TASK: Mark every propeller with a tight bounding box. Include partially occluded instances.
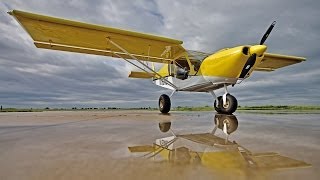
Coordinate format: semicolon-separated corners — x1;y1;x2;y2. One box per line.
260;21;276;45
239;21;276;79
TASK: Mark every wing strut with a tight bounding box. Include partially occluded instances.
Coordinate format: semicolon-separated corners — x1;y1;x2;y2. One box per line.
107;38;178;90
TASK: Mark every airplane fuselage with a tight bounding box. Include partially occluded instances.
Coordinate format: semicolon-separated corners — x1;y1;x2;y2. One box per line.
155;45;267;92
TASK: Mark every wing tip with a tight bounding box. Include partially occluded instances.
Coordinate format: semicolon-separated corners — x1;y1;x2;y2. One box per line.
7;9;19;16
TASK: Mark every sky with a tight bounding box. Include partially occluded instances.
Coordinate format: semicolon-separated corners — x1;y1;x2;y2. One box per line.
0;0;319;108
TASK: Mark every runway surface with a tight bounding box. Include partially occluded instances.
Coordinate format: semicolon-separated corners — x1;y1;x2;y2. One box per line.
0;111;319;180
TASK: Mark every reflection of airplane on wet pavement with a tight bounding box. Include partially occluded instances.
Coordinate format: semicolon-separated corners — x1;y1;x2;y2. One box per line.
129;114;311;175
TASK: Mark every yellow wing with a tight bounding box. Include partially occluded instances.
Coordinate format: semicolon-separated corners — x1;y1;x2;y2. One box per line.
255;53;306;71
8;10;186;64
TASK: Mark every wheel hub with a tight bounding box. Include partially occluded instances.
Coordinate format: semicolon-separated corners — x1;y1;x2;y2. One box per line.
223;101;230;108
159;100;164;109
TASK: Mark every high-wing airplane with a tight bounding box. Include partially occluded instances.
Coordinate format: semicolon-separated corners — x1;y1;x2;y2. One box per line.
8;10;306;114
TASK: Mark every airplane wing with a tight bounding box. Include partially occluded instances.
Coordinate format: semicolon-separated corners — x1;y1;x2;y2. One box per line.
255;53;306;71
8;10;186;64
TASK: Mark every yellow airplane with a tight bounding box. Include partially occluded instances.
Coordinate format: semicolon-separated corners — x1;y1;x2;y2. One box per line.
8;10;306;114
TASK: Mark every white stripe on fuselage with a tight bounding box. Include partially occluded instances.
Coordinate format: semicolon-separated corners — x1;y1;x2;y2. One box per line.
154;75;238;92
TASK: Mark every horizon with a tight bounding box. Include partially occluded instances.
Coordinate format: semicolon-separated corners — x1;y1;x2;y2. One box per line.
1;104;320;110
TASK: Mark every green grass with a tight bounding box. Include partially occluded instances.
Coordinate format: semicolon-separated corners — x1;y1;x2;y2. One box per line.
174;105;213;111
238;105;320;110
0;107;157;112
236;105;320;114
173;105;320;113
0;108;44;112
1;105;320;114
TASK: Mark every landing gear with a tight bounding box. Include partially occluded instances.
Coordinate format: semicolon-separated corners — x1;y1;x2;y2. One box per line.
214;94;238;114
159;94;171;113
211;84;238;114
220;94;238;114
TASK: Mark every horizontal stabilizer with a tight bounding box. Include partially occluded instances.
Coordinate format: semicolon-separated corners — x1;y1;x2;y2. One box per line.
129;71;155;79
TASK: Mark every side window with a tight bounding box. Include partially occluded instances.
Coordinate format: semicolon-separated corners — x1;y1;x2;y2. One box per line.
168;62;175;76
193;60;201;72
175;60;189;80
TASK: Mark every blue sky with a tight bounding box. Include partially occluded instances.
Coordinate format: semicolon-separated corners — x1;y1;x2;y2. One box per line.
0;0;319;108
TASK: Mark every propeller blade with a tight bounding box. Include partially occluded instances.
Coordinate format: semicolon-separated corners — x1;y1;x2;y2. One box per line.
260;21;276;45
239;54;256;79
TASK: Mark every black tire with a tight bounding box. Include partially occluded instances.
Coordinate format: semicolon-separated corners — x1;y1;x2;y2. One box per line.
214;96;222;113
159;94;171;113
219;94;238;114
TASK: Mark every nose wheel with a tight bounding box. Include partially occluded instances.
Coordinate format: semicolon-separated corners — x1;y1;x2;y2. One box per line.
159;94;171;113
214;94;238;114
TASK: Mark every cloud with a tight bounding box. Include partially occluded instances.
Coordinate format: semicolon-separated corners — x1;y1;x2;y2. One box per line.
0;0;319;108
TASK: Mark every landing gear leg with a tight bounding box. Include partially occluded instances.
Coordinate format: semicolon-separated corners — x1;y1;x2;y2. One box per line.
159;94;171;113
220;84;238;114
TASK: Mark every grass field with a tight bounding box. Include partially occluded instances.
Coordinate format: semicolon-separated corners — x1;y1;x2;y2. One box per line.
1;105;320;114
174;105;320;114
174;105;319;110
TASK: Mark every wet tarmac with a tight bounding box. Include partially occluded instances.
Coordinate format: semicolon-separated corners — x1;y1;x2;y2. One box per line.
0;111;319;180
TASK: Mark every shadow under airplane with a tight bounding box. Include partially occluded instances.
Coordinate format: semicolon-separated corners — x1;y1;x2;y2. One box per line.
128;114;311;177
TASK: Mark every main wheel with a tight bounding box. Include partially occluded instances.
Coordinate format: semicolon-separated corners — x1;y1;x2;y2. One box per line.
219;94;238;114
159;94;171;113
214;96;222;113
